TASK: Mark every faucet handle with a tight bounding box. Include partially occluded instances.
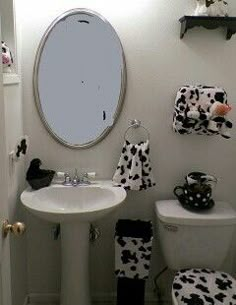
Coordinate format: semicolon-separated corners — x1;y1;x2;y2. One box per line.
63;172;72;186
80;172;96;184
82;172;88;178
80;172;91;185
64;172;70;179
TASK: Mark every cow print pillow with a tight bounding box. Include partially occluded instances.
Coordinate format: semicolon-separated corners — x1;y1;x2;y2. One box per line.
173;85;233;139
173;268;236;305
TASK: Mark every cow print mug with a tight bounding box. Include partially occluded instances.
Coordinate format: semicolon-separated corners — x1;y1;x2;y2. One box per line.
194;0;228;17
185;172;217;188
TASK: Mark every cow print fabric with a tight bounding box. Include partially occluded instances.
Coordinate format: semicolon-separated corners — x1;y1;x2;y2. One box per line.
115;220;153;280
115;236;153;280
112;140;156;191
173;269;236;305
173;85;233;139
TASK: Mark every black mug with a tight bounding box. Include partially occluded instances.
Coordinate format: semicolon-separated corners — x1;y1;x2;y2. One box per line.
173;183;214;210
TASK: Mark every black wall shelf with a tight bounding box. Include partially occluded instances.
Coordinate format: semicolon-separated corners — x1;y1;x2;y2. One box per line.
179;16;236;40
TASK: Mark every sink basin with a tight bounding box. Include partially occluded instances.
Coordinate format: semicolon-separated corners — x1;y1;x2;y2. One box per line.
21;180;126;305
21;181;127;223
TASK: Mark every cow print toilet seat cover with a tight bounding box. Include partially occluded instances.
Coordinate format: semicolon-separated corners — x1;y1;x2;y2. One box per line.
173;269;236;305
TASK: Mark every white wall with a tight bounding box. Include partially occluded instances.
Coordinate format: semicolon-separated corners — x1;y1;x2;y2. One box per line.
16;0;236;302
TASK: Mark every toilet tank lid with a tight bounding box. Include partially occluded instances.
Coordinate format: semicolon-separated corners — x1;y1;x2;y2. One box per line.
155;200;236;226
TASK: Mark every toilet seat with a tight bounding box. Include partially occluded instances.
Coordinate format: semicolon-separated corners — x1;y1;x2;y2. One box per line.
172;268;236;305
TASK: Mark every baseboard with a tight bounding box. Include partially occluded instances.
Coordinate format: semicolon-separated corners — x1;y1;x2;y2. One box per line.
27;293;59;304
26;292;171;305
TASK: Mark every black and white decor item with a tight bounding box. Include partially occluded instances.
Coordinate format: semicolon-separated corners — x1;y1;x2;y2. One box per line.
172;269;236;305
1;41;14;73
112;120;156;191
9;136;29;162
179;1;236;40
173;85;233;139
115;219;153;305
194;0;228;17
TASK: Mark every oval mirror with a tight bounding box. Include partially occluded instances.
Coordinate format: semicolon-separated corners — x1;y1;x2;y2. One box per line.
34;9;126;148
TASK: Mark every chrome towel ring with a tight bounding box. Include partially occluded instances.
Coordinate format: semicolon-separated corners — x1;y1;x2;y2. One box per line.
124;119;150;141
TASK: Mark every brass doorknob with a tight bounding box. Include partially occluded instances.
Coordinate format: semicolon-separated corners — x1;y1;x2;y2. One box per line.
2;220;26;238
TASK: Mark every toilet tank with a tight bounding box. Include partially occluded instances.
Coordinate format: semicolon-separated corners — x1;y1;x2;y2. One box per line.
155;200;236;270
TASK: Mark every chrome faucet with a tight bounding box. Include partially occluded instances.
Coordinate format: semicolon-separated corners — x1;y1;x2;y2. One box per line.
72;169;79;186
63;170;92;186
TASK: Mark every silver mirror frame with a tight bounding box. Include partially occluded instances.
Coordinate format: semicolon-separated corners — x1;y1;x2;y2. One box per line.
33;8;127;149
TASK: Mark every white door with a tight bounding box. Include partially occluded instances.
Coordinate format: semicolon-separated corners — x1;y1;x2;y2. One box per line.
0;23;13;305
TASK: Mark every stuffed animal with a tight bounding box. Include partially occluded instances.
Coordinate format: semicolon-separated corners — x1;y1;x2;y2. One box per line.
173;85;233;139
194;0;228;17
2;41;13;73
207;102;232;138
187;102;232;138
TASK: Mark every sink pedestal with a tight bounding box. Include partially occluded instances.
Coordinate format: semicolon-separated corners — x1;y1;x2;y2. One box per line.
21;183;127;305
61;222;91;305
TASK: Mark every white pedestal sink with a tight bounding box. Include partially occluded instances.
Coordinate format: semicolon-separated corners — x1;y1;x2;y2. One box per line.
21;181;126;305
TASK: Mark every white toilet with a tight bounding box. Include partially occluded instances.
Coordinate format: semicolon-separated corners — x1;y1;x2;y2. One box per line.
155;200;236;305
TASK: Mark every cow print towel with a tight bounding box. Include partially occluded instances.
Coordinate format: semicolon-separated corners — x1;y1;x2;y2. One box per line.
173;85;233;139
112;140;156;191
173;268;236;305
115;219;153;280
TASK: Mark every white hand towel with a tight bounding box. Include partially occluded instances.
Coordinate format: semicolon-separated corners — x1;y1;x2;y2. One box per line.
112;140;156;191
